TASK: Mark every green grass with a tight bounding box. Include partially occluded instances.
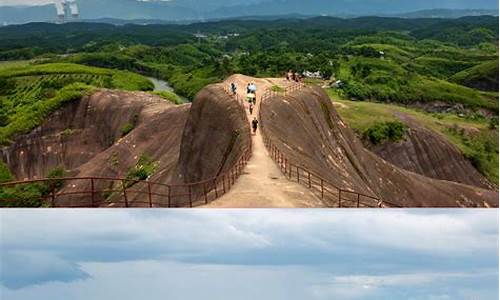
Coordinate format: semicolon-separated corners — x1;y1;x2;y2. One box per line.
126;154;159;185
152;90;184;105
0;60;31;71
337;56;497;111
0;166;65;207
363;121;408;145
0;63;155;145
450;59;499;91
271;85;286;93
0;83;94;144
327;89;498;184
0;63;154;91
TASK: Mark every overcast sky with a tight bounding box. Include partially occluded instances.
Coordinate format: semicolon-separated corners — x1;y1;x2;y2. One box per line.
0;0;53;6
0;209;498;300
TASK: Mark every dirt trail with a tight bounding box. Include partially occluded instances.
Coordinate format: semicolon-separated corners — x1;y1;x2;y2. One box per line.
205;75;324;208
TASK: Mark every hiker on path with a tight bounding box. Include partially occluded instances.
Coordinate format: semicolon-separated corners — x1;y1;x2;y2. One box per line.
249;83;257;95
246;83;251;94
252;117;259;134
247;92;255;105
287;70;293;81
231;82;237;95
249;102;254;115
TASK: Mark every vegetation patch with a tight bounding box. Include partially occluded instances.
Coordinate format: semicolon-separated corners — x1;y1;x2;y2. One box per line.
126;154;158;184
153;90;184;105
363;121;408;145
271;85;285;93
0;83;93;145
0;166;66;207
447;125;498;183
120;114;140;137
0;62;154;144
329;93;499;184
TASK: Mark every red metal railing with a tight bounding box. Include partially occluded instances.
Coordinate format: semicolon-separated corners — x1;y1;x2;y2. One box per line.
258;81;399;208
0;84;252;208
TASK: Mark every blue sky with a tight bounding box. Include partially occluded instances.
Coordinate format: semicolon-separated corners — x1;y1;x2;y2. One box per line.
0;209;498;300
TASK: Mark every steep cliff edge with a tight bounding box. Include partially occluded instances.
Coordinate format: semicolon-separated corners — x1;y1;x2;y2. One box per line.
260;86;498;207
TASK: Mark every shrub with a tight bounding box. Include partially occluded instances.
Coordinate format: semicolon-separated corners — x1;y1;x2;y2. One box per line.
0;161;14;183
121;123;135;137
271;85;285;93
126;154;158;185
0;166;64;207
363;121;408;145
488;116;498;130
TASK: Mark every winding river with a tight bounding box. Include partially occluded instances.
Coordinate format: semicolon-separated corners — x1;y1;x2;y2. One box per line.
147;77;188;103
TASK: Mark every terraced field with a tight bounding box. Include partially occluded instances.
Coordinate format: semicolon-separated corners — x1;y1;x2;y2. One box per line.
0;62;154;144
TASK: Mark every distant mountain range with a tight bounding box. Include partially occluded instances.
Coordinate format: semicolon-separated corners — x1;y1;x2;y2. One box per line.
0;0;498;25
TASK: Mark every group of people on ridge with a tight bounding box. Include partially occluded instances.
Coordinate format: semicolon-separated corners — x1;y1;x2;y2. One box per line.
230;81;259;134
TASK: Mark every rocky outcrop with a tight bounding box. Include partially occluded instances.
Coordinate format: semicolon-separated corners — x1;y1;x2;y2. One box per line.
366;112;495;190
260;86;498;207
174;84;251;183
1;90;190;207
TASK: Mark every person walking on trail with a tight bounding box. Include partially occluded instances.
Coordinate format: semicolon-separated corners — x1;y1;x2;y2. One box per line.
247;92;255;105
249;83;257;96
246;83;251;94
249;102;254;115
252;117;259;134
231;82;237;96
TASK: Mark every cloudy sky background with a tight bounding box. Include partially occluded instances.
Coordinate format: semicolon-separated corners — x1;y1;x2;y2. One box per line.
1;209;498;300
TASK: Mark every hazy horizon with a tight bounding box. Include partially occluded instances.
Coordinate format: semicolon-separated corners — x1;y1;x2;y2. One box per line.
0;0;498;25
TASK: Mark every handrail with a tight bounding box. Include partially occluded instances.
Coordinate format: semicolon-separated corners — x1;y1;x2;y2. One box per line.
0;84;252;208
258;81;400;208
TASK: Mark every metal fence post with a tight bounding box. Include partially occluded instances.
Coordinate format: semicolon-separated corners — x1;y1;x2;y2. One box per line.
296;166;300;183
50;181;56;208
121;180;128;208
308;172;311;188
214;179;218;198
90;178;95;207
147;181;153;208
168;186;171;207
204;183;208;204
357;194;360;208
338;190;342;208
188;185;192;208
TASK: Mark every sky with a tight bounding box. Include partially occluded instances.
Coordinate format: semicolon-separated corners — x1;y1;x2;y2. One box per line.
0;209;498;300
0;0;53;5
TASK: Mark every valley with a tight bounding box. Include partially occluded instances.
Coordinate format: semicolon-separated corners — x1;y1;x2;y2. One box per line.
0;15;498;207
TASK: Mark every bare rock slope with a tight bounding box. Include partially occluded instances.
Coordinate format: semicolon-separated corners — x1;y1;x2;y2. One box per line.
260;86;498;207
366;112;495;190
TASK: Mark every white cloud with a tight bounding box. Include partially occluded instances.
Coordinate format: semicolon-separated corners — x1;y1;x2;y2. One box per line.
311;270;498;300
0;0;54;6
1;210;497;256
0;210;498;292
1;260;318;300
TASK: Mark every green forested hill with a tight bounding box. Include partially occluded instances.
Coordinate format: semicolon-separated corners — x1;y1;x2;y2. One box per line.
0;16;497;110
451;60;499;91
0;62;153;144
